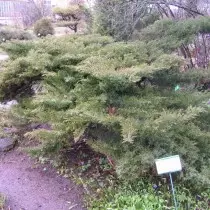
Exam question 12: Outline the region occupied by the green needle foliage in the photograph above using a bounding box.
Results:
[140,16,210,51]
[0,17,210,192]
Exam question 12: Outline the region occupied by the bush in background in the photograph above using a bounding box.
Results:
[33,18,54,37]
[0,28,33,43]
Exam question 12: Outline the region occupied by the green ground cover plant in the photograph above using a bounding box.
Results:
[89,180,210,210]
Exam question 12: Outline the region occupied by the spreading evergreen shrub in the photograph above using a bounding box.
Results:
[33,18,54,37]
[0,18,210,193]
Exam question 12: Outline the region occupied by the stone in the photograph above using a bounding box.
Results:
[0,54,9,61]
[0,100,18,109]
[0,138,16,152]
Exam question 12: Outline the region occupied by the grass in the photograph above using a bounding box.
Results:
[0,193,6,209]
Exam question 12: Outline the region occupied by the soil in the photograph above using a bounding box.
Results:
[0,149,85,210]
[64,142,116,180]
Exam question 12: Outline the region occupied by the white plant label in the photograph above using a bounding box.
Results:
[155,155,182,175]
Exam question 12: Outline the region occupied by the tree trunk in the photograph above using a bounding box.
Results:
[74,24,78,33]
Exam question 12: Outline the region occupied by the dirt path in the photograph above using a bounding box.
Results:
[0,149,85,210]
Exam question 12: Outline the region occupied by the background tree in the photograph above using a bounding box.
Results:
[20,0,52,27]
[53,4,88,33]
[94,0,210,69]
[94,0,207,41]
[94,0,153,41]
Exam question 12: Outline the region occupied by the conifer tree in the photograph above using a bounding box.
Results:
[53,3,90,33]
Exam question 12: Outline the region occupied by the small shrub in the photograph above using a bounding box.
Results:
[33,18,54,37]
[0,28,33,43]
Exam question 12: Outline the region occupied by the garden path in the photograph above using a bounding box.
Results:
[0,149,85,210]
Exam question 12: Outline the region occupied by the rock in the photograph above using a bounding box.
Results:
[31,82,44,94]
[0,54,9,61]
[0,100,18,109]
[0,138,16,152]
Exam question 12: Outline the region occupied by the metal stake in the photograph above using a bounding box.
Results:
[169,173,178,210]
